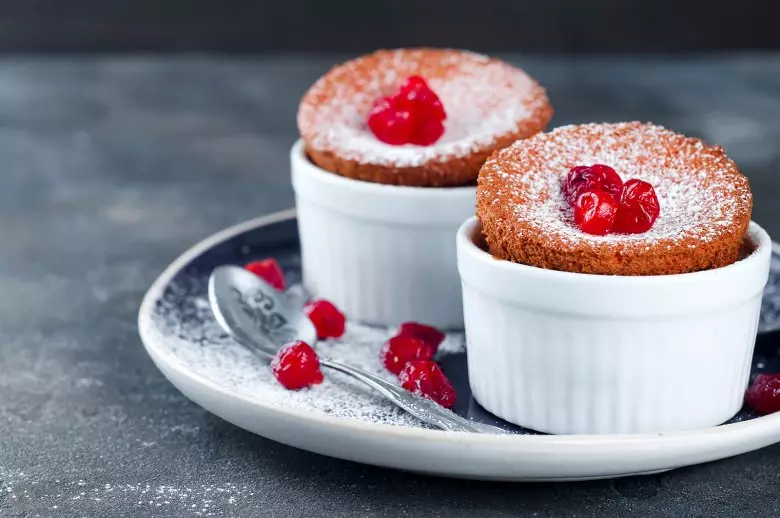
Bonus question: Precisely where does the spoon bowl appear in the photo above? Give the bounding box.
[209,265,317,358]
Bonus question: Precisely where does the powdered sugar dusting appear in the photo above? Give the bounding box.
[298,49,550,167]
[0,467,264,516]
[143,278,465,429]
[480,122,752,249]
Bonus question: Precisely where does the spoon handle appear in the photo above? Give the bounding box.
[321,359,507,434]
[217,331,504,433]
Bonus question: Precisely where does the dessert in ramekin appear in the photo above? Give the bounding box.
[293,48,552,328]
[458,122,771,434]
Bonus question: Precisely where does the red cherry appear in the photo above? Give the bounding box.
[367,97,414,145]
[304,299,346,339]
[562,165,591,205]
[410,117,445,146]
[398,360,456,409]
[613,179,660,234]
[399,75,429,95]
[272,341,324,390]
[381,335,435,375]
[398,322,445,353]
[367,76,446,146]
[562,164,623,206]
[573,189,619,235]
[745,374,780,415]
[589,164,623,198]
[245,258,285,291]
[399,75,446,121]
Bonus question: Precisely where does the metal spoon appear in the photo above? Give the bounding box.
[208,265,506,434]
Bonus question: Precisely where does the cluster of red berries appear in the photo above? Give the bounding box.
[367,76,447,146]
[244,258,456,408]
[562,164,660,236]
[380,322,456,409]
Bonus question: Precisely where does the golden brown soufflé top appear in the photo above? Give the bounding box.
[298,48,553,187]
[477,122,753,275]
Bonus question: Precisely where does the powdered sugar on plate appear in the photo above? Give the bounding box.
[298,49,550,167]
[143,277,465,429]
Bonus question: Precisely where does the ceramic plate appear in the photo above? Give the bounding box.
[138,209,780,481]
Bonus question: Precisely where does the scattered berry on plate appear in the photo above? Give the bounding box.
[245,258,286,291]
[398,360,456,409]
[613,179,661,234]
[745,373,780,415]
[397,322,446,352]
[573,189,619,236]
[304,299,346,339]
[367,75,446,146]
[271,340,324,390]
[381,335,435,375]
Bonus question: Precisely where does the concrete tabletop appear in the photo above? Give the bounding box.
[1,55,779,517]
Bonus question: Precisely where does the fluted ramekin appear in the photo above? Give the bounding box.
[291,140,476,329]
[457,216,772,435]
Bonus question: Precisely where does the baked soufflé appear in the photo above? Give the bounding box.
[298,48,552,187]
[477,122,753,275]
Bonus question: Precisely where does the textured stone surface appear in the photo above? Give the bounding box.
[1,55,780,517]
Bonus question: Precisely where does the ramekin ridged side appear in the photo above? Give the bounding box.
[457,217,771,435]
[292,140,476,329]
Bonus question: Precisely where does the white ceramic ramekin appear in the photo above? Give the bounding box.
[291,140,476,329]
[457,217,772,435]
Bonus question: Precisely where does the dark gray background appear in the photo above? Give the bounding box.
[2,2,780,516]
[0,54,779,517]
[0,0,778,53]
